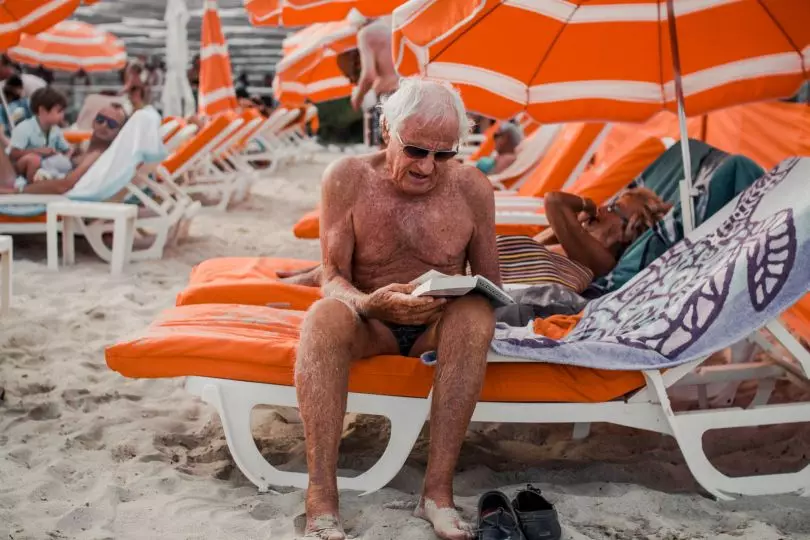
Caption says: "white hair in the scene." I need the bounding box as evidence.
[381,77,471,144]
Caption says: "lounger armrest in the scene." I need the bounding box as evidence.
[495,211,550,226]
[0,195,68,204]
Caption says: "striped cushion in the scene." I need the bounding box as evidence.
[497,235,594,292]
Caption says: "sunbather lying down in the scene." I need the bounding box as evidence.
[280,185,672,294]
[0,104,126,195]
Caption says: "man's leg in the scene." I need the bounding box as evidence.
[411,294,494,540]
[295,298,397,539]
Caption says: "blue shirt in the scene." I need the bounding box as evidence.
[8,116,70,154]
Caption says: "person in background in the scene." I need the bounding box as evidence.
[6,87,71,186]
[0,104,127,194]
[0,55,15,81]
[0,75,32,145]
[349,17,399,148]
[236,72,250,92]
[475,122,523,175]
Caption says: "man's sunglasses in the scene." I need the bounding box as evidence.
[94,114,121,130]
[395,132,458,162]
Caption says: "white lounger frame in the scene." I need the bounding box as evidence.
[0,234,10,315]
[185,318,810,501]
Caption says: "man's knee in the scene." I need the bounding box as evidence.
[299,298,363,353]
[441,294,495,343]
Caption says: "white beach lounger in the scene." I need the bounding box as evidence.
[0,107,174,271]
[0,234,10,315]
[108,158,810,501]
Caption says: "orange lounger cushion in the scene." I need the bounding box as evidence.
[177,257,321,309]
[0,214,48,223]
[293,208,321,239]
[106,304,645,403]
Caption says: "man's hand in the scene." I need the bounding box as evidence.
[363,283,446,325]
[36,147,56,157]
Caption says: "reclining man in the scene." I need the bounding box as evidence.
[296,77,499,540]
[0,104,127,194]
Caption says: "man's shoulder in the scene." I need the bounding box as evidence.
[322,154,375,194]
[450,161,494,199]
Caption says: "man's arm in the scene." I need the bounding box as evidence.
[19,149,101,195]
[544,191,616,276]
[350,27,378,111]
[464,167,502,287]
[319,157,370,311]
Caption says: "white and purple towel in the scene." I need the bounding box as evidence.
[492,157,810,370]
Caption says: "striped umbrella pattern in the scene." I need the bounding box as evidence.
[245,0,405,26]
[198,0,238,116]
[8,20,125,72]
[0,0,81,50]
[392,0,810,123]
[275,19,360,106]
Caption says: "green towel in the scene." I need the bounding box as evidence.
[591,141,764,294]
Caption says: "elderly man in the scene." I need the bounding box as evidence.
[0,104,127,194]
[296,78,499,540]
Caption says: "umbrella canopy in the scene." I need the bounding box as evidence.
[392,0,810,123]
[274,19,359,106]
[0,0,81,50]
[198,0,237,116]
[245,0,404,26]
[161,0,197,118]
[8,20,126,72]
[275,50,354,105]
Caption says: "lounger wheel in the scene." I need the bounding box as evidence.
[186,377,430,495]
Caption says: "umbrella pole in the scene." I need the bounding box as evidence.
[666,0,696,234]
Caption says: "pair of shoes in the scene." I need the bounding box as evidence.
[477,485,561,540]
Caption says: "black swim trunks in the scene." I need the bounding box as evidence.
[383,322,429,356]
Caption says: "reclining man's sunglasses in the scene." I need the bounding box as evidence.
[94,114,121,130]
[395,132,458,162]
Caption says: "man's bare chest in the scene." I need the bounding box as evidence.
[353,196,473,263]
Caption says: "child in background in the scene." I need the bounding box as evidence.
[6,86,72,187]
[0,75,32,144]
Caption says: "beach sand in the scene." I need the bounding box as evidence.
[2,151,810,540]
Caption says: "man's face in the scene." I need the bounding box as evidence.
[385,114,459,196]
[92,106,125,142]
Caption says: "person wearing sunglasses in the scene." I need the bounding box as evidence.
[475,121,523,175]
[512,187,672,286]
[294,77,499,540]
[0,104,127,195]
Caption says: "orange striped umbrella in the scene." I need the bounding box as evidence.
[275,19,359,105]
[198,0,237,116]
[245,0,405,26]
[8,20,125,72]
[393,0,810,232]
[393,0,810,123]
[275,50,354,105]
[0,0,81,50]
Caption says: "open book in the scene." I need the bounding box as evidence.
[410,270,515,307]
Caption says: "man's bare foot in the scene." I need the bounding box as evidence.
[414,498,474,540]
[301,514,346,540]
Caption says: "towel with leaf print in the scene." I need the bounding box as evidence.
[491,158,810,370]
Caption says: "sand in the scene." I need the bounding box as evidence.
[2,151,810,540]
